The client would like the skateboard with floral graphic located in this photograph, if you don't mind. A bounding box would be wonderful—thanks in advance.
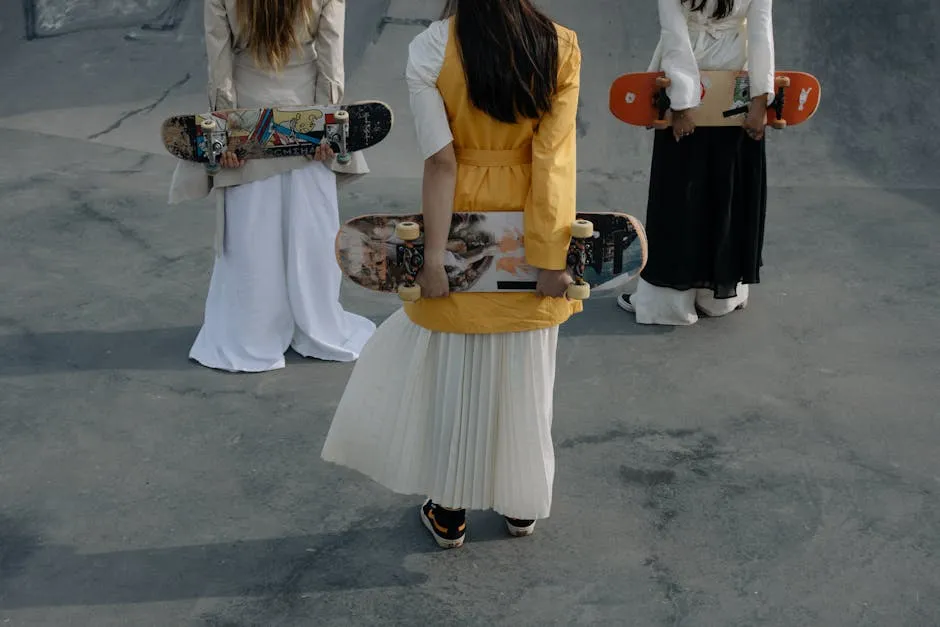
[609,70,820,130]
[335,211,648,301]
[160,101,392,174]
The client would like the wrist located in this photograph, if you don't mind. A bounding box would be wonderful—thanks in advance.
[425,247,446,261]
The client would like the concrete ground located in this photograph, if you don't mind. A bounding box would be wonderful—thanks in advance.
[1,0,939,625]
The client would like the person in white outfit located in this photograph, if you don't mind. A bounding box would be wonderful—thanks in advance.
[618,0,775,325]
[320,0,583,549]
[167,0,376,372]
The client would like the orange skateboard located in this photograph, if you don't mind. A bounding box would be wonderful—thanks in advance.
[609,70,820,130]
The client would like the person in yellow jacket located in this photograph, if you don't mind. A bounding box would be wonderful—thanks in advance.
[321,0,582,549]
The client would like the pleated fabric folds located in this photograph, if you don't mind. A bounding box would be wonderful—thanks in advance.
[321,308,558,520]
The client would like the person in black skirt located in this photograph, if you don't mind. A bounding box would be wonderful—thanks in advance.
[618,0,775,325]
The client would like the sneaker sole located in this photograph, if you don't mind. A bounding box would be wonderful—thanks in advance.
[420,503,465,549]
[617,294,636,313]
[505,520,536,537]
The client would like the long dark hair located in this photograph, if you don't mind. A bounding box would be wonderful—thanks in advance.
[441,0,558,124]
[682,0,734,20]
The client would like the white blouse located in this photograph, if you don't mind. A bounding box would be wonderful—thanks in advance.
[404,20,455,160]
[649,0,775,111]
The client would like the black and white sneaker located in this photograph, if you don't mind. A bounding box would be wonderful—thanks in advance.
[617,293,636,313]
[420,499,466,549]
[504,516,536,537]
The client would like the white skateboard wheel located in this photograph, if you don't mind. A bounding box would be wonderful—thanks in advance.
[571,219,594,239]
[566,282,590,300]
[395,221,421,241]
[398,285,421,301]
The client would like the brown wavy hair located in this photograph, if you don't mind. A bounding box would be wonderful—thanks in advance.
[236,0,313,72]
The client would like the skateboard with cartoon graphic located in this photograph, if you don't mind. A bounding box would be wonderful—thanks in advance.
[609,70,820,130]
[335,211,648,301]
[160,101,393,174]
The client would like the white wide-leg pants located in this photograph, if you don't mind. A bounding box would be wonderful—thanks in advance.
[631,278,750,326]
[190,163,376,372]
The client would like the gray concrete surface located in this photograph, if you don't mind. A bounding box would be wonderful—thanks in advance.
[1,1,939,625]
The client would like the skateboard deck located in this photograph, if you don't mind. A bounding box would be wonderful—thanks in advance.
[609,70,820,130]
[336,211,648,301]
[160,101,393,173]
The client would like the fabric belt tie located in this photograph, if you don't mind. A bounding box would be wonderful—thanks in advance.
[455,146,532,167]
[687,19,745,39]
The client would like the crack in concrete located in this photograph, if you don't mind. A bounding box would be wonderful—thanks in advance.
[86,73,191,141]
[644,555,689,627]
[558,426,700,449]
[375,16,432,40]
[110,153,154,175]
[70,192,177,267]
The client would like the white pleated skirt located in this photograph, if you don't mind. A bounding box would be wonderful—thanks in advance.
[321,308,559,520]
[189,162,376,372]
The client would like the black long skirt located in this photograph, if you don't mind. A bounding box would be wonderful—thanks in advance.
[640,126,767,300]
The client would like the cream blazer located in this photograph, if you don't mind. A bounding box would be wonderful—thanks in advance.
[169,0,367,210]
[649,0,775,111]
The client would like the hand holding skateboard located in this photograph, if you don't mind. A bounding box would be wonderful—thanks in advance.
[610,70,821,132]
[416,250,451,299]
[161,101,393,175]
[220,152,244,168]
[742,94,769,141]
[536,269,575,299]
[335,212,648,302]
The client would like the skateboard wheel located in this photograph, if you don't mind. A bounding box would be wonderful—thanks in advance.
[334,109,349,123]
[398,285,421,302]
[205,163,221,176]
[570,219,594,239]
[771,120,787,130]
[774,75,791,88]
[336,153,351,165]
[566,282,590,301]
[655,76,671,88]
[200,118,217,131]
[395,221,421,241]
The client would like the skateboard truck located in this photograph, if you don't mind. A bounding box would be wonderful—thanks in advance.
[565,219,595,300]
[769,75,790,129]
[199,117,226,176]
[394,221,424,301]
[721,75,791,129]
[333,109,351,165]
[652,76,672,130]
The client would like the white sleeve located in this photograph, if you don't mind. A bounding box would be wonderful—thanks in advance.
[657,0,700,110]
[746,0,775,101]
[405,20,453,160]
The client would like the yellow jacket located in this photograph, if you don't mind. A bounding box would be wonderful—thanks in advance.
[403,18,583,335]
